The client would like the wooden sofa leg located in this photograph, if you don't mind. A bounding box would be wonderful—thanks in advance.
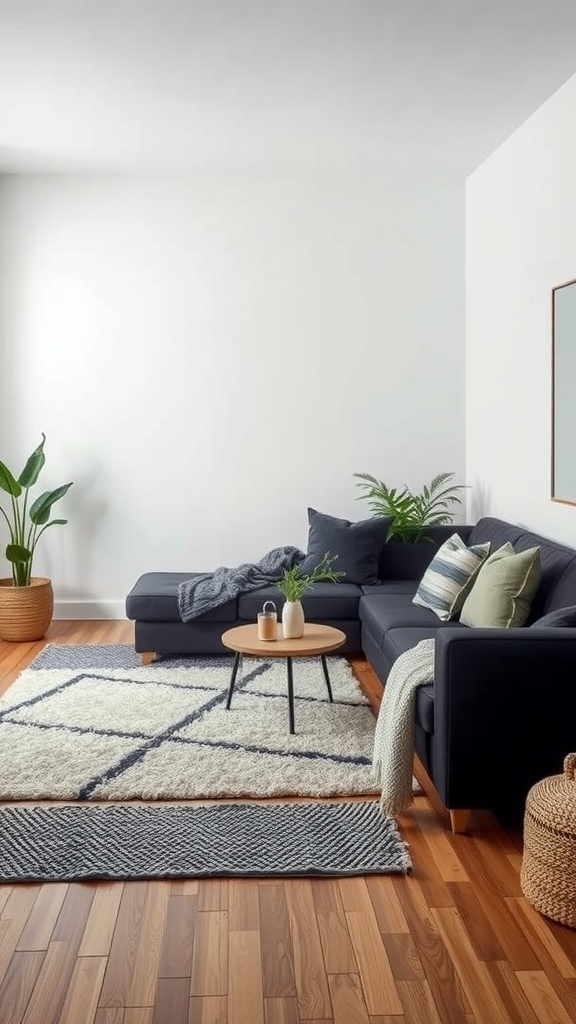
[141,651,154,665]
[449,810,471,834]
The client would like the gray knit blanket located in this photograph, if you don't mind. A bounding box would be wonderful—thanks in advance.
[372,638,435,815]
[178,546,304,622]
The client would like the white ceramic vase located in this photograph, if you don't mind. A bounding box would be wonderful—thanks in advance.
[282,600,305,639]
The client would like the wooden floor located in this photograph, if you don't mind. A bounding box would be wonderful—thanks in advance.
[1,622,575,1024]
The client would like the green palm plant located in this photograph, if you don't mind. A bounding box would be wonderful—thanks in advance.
[0,434,73,586]
[354,471,466,543]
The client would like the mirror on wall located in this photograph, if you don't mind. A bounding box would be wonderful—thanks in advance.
[552,277,576,506]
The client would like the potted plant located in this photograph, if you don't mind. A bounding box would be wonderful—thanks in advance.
[0,433,73,641]
[277,552,345,638]
[353,471,466,543]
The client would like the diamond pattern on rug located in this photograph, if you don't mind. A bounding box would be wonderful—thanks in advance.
[0,800,411,881]
[0,646,378,801]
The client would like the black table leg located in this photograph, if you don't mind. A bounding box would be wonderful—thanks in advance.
[286,656,295,734]
[320,654,334,702]
[226,651,241,710]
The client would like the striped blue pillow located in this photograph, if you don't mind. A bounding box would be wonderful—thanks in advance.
[412,533,491,621]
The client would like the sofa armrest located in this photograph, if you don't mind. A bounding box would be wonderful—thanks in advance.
[429,627,576,813]
[435,625,576,684]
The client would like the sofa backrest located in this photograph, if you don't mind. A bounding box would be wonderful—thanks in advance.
[515,529,576,619]
[378,524,473,580]
[466,517,525,551]
[468,517,576,621]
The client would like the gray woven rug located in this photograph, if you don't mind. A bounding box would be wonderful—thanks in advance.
[0,800,411,881]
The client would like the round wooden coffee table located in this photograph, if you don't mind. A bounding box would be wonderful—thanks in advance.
[221,622,346,734]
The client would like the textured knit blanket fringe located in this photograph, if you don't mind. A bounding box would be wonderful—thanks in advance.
[372,638,435,815]
[178,545,304,622]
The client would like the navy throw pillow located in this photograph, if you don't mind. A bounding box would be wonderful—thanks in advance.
[530,605,576,628]
[298,508,392,586]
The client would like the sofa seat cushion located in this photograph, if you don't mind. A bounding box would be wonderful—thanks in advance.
[125,572,239,622]
[381,625,466,673]
[238,582,362,621]
[359,594,446,647]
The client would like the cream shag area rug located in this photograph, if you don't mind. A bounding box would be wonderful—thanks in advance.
[0,646,379,802]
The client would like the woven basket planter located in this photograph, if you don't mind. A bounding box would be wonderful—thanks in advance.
[521,753,576,928]
[0,578,54,642]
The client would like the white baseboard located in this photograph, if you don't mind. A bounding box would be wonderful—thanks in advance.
[54,600,127,620]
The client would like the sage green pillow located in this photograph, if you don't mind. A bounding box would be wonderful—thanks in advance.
[459,543,541,628]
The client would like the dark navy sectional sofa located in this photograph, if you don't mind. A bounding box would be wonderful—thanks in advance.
[126,517,576,829]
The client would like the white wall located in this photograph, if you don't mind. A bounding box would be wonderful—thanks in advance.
[0,174,465,616]
[466,74,576,546]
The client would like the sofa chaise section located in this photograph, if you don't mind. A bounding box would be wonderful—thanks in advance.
[126,525,467,658]
[126,573,366,656]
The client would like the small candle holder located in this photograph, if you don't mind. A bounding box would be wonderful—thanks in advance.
[257,600,277,641]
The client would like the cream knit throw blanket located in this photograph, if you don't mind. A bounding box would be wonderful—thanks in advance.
[372,638,435,815]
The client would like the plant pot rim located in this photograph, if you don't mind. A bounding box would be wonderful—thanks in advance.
[0,577,52,589]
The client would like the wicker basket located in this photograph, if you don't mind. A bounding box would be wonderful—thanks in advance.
[521,753,576,928]
[0,577,54,642]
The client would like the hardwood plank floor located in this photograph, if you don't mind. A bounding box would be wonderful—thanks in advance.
[1,620,575,1023]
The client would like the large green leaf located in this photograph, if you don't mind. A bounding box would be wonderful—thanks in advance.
[18,433,46,488]
[29,483,73,525]
[37,518,68,533]
[0,461,22,497]
[6,543,31,563]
